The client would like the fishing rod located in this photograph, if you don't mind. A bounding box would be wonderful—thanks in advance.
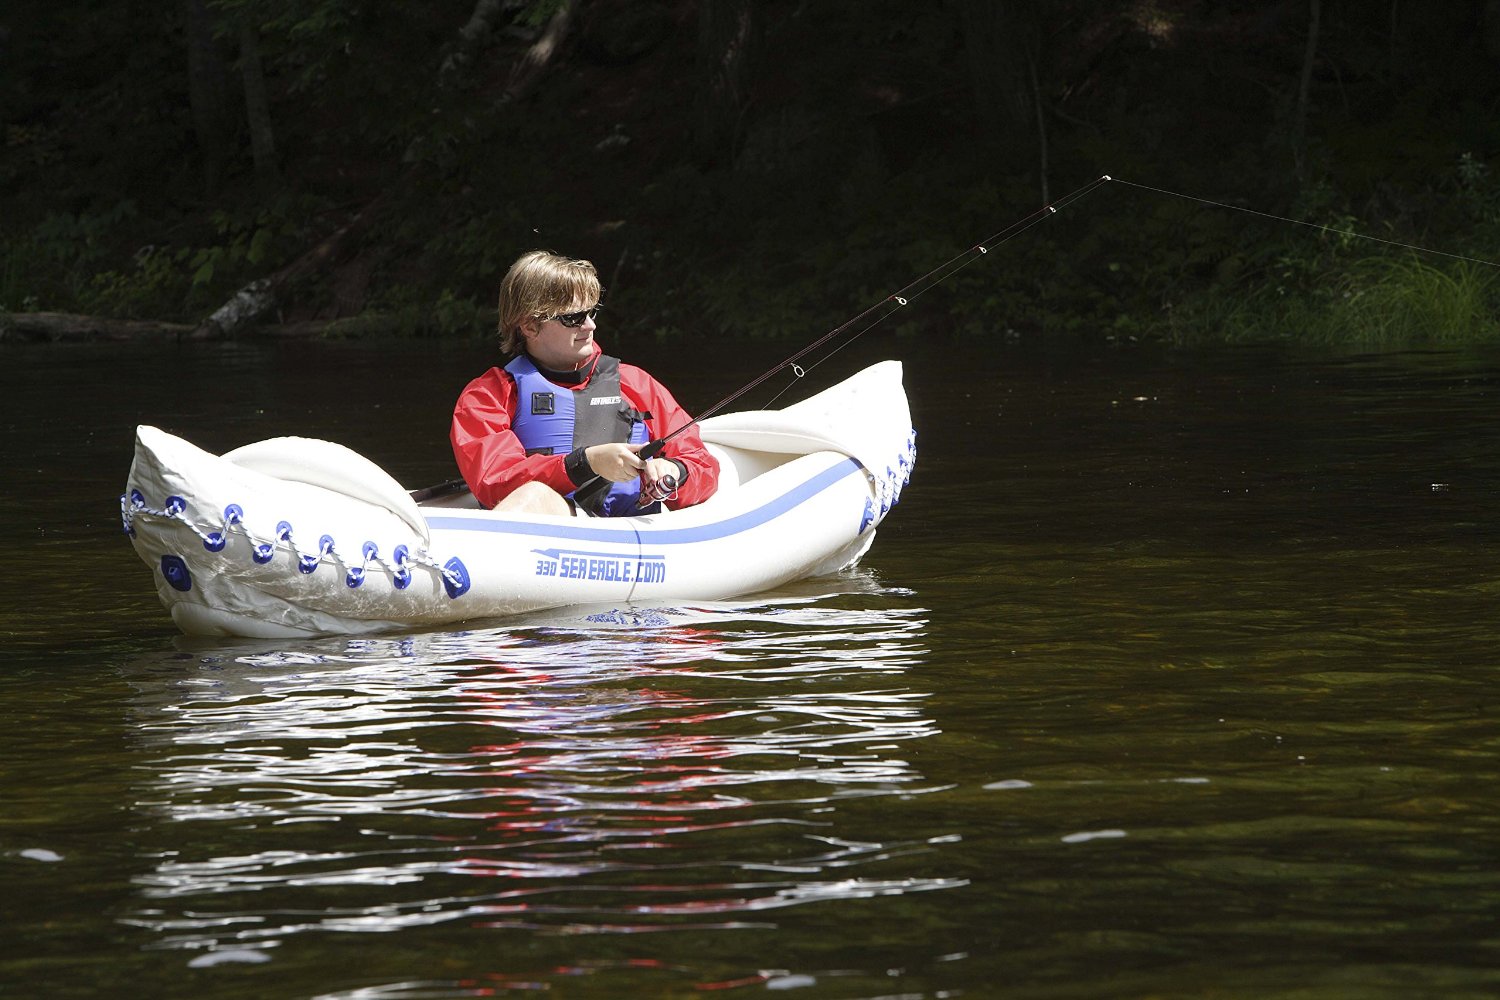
[569,174,1115,510]
[678,174,1113,437]
[427,171,1489,509]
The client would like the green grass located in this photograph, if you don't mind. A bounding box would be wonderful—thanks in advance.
[1168,253,1500,348]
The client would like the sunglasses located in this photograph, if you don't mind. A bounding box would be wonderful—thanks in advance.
[545,305,601,328]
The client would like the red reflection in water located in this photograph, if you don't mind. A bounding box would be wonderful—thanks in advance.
[695,973,771,990]
[442,627,776,889]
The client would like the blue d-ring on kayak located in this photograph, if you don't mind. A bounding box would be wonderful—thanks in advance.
[160,554,193,592]
[442,557,471,599]
[392,545,411,590]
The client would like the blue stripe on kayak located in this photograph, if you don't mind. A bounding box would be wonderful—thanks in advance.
[424,456,863,546]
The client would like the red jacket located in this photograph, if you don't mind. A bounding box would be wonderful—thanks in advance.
[451,343,720,511]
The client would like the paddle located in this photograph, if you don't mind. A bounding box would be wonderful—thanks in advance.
[408,478,471,503]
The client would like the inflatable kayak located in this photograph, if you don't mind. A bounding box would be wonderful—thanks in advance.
[121,361,916,637]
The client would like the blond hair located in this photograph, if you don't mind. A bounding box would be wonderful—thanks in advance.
[496,250,602,354]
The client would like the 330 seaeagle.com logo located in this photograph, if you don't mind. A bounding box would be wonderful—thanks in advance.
[531,548,667,583]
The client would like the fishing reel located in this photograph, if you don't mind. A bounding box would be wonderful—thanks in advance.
[638,473,678,507]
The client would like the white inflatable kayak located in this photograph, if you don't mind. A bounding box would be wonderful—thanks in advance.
[121,361,916,637]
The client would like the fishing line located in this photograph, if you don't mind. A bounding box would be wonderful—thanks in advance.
[435,170,1499,509]
[614,172,1493,506]
[569,175,1114,510]
[419,180,1110,508]
[758,176,1116,406]
[667,173,1116,434]
[1109,176,1500,269]
[658,173,1493,433]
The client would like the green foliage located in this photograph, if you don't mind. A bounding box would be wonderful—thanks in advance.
[517,0,570,29]
[1333,257,1500,344]
[0,192,329,320]
[84,246,197,319]
[0,201,139,311]
[411,209,534,300]
[208,0,361,93]
[7,0,1500,349]
[1168,254,1500,348]
[0,243,40,314]
[1158,155,1500,347]
[351,286,494,339]
[188,197,318,293]
[1455,152,1500,234]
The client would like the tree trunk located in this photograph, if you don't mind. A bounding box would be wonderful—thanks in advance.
[693,0,754,168]
[199,2,582,339]
[957,0,1038,158]
[1029,50,1049,204]
[237,18,279,190]
[440,0,508,85]
[1484,0,1500,64]
[1293,0,1322,180]
[191,197,387,339]
[184,0,233,196]
[1,313,193,342]
[499,0,576,104]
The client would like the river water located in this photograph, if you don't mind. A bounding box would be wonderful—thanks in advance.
[3,336,1498,999]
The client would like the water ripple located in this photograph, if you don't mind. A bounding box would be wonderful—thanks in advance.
[122,592,961,953]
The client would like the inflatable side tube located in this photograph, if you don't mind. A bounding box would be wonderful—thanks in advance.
[700,360,909,475]
[222,435,430,544]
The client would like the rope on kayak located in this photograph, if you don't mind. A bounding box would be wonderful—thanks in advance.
[860,427,919,535]
[120,490,471,599]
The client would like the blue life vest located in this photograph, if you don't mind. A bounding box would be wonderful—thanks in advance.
[504,353,656,516]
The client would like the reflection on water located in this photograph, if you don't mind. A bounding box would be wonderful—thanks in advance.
[10,342,1500,997]
[121,586,961,975]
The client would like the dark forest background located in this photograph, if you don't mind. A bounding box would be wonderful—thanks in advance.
[6,0,1500,347]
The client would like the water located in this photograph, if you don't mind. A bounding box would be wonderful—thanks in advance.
[3,337,1499,998]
